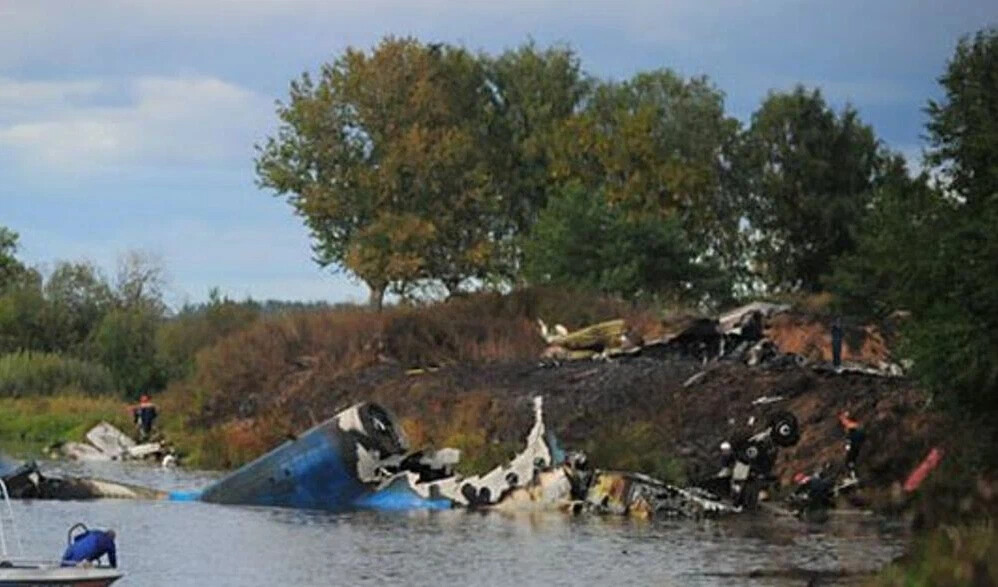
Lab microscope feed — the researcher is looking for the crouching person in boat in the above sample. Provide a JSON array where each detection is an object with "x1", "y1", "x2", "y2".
[{"x1": 61, "y1": 528, "x2": 117, "y2": 568}]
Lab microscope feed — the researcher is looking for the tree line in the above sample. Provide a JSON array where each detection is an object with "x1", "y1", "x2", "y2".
[
  {"x1": 258, "y1": 37, "x2": 899, "y2": 308},
  {"x1": 259, "y1": 29, "x2": 998, "y2": 415},
  {"x1": 0, "y1": 241, "x2": 311, "y2": 399}
]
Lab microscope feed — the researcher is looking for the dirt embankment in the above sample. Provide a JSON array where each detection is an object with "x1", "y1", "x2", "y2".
[{"x1": 165, "y1": 292, "x2": 941, "y2": 495}]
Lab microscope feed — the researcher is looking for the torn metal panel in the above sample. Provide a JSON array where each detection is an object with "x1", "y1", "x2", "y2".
[
  {"x1": 85, "y1": 422, "x2": 135, "y2": 458},
  {"x1": 718, "y1": 302, "x2": 790, "y2": 335},
  {"x1": 584, "y1": 471, "x2": 736, "y2": 519}
]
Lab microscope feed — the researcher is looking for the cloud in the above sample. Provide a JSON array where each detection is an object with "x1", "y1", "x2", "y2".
[{"x1": 0, "y1": 75, "x2": 269, "y2": 173}]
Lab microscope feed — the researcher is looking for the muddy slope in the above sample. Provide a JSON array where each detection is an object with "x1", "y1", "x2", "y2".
[{"x1": 222, "y1": 352, "x2": 939, "y2": 490}]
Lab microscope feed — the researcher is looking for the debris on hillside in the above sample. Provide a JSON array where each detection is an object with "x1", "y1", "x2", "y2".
[{"x1": 538, "y1": 302, "x2": 905, "y2": 378}]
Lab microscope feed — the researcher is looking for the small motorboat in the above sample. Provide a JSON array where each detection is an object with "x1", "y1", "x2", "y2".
[{"x1": 0, "y1": 481, "x2": 123, "y2": 586}]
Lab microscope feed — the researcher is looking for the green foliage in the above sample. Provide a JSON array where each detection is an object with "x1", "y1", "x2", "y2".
[
  {"x1": 926, "y1": 28, "x2": 998, "y2": 209},
  {"x1": 0, "y1": 395, "x2": 134, "y2": 454},
  {"x1": 523, "y1": 184, "x2": 725, "y2": 302},
  {"x1": 742, "y1": 86, "x2": 885, "y2": 292},
  {"x1": 156, "y1": 289, "x2": 260, "y2": 381},
  {"x1": 874, "y1": 524, "x2": 998, "y2": 586},
  {"x1": 829, "y1": 28, "x2": 998, "y2": 416},
  {"x1": 487, "y1": 41, "x2": 590, "y2": 233},
  {"x1": 256, "y1": 37, "x2": 516, "y2": 306},
  {"x1": 0, "y1": 351, "x2": 114, "y2": 397},
  {"x1": 551, "y1": 71, "x2": 746, "y2": 282},
  {"x1": 0, "y1": 226, "x2": 35, "y2": 293},
  {"x1": 92, "y1": 308, "x2": 164, "y2": 399}
]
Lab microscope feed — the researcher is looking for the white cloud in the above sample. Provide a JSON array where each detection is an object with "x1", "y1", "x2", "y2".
[{"x1": 0, "y1": 75, "x2": 269, "y2": 172}]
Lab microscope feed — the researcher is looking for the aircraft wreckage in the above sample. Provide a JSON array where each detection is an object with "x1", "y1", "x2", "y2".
[
  {"x1": 191, "y1": 397, "x2": 799, "y2": 517},
  {"x1": 2, "y1": 397, "x2": 801, "y2": 518}
]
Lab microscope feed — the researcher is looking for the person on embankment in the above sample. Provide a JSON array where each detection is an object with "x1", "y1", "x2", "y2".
[
  {"x1": 131, "y1": 395, "x2": 158, "y2": 442},
  {"x1": 838, "y1": 411, "x2": 865, "y2": 479}
]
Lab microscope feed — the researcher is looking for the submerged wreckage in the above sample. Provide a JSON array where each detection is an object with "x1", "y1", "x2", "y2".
[
  {"x1": 1, "y1": 400, "x2": 801, "y2": 518},
  {"x1": 190, "y1": 397, "x2": 799, "y2": 518}
]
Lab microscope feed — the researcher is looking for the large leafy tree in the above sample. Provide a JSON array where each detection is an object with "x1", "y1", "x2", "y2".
[
  {"x1": 257, "y1": 37, "x2": 511, "y2": 308},
  {"x1": 522, "y1": 184, "x2": 724, "y2": 302},
  {"x1": 550, "y1": 71, "x2": 745, "y2": 286},
  {"x1": 487, "y1": 42, "x2": 589, "y2": 236},
  {"x1": 742, "y1": 86, "x2": 884, "y2": 292}
]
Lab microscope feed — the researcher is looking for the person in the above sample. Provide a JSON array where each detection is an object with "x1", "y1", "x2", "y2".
[
  {"x1": 718, "y1": 441, "x2": 735, "y2": 476},
  {"x1": 791, "y1": 471, "x2": 834, "y2": 513},
  {"x1": 831, "y1": 316, "x2": 844, "y2": 369},
  {"x1": 132, "y1": 395, "x2": 158, "y2": 442},
  {"x1": 61, "y1": 528, "x2": 116, "y2": 568},
  {"x1": 838, "y1": 411, "x2": 865, "y2": 478}
]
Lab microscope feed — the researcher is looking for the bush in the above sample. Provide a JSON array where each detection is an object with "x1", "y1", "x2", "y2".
[{"x1": 0, "y1": 351, "x2": 114, "y2": 397}]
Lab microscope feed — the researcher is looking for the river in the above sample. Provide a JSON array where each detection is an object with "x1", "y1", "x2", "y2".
[{"x1": 5, "y1": 461, "x2": 905, "y2": 586}]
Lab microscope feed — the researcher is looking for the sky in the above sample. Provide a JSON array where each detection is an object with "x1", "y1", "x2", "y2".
[{"x1": 1, "y1": 0, "x2": 995, "y2": 308}]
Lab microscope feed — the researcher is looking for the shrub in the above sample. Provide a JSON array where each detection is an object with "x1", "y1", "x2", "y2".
[{"x1": 0, "y1": 351, "x2": 114, "y2": 397}]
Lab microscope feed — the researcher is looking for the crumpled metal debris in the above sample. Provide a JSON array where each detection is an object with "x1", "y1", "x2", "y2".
[{"x1": 54, "y1": 421, "x2": 166, "y2": 463}]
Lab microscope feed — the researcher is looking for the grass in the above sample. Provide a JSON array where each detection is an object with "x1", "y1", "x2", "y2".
[
  {"x1": 0, "y1": 351, "x2": 114, "y2": 397},
  {"x1": 873, "y1": 523, "x2": 998, "y2": 586},
  {"x1": 0, "y1": 395, "x2": 134, "y2": 457}
]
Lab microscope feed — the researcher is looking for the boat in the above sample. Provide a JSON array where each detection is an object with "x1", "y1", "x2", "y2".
[{"x1": 0, "y1": 480, "x2": 123, "y2": 586}]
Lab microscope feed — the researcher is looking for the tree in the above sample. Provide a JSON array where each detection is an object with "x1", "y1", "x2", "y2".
[
  {"x1": 0, "y1": 227, "x2": 31, "y2": 293},
  {"x1": 114, "y1": 250, "x2": 167, "y2": 313},
  {"x1": 522, "y1": 184, "x2": 724, "y2": 302},
  {"x1": 43, "y1": 261, "x2": 115, "y2": 353},
  {"x1": 487, "y1": 42, "x2": 590, "y2": 236},
  {"x1": 830, "y1": 28, "x2": 998, "y2": 415},
  {"x1": 256, "y1": 37, "x2": 512, "y2": 308},
  {"x1": 92, "y1": 308, "x2": 164, "y2": 398},
  {"x1": 550, "y1": 71, "x2": 745, "y2": 286},
  {"x1": 901, "y1": 28, "x2": 998, "y2": 413},
  {"x1": 741, "y1": 86, "x2": 884, "y2": 292},
  {"x1": 826, "y1": 157, "x2": 943, "y2": 316}
]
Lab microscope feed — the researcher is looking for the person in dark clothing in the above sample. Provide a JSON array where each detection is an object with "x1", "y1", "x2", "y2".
[
  {"x1": 62, "y1": 529, "x2": 116, "y2": 568},
  {"x1": 132, "y1": 395, "x2": 158, "y2": 441},
  {"x1": 791, "y1": 472, "x2": 834, "y2": 520},
  {"x1": 839, "y1": 411, "x2": 865, "y2": 478},
  {"x1": 831, "y1": 317, "x2": 844, "y2": 368}
]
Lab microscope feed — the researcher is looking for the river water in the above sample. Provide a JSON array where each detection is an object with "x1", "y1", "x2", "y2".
[{"x1": 6, "y1": 461, "x2": 905, "y2": 586}]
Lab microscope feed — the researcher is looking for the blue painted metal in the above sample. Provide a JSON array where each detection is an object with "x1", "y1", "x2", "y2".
[
  {"x1": 197, "y1": 420, "x2": 369, "y2": 511},
  {"x1": 353, "y1": 477, "x2": 452, "y2": 511}
]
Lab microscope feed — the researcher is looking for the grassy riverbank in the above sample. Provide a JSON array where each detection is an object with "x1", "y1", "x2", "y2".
[{"x1": 0, "y1": 395, "x2": 141, "y2": 458}]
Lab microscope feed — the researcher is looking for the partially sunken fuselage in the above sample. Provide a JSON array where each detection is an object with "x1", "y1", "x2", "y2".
[{"x1": 196, "y1": 403, "x2": 422, "y2": 510}]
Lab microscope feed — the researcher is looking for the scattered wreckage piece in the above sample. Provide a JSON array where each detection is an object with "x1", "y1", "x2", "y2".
[
  {"x1": 54, "y1": 422, "x2": 167, "y2": 463},
  {"x1": 539, "y1": 319, "x2": 642, "y2": 362},
  {"x1": 0, "y1": 460, "x2": 167, "y2": 501},
  {"x1": 694, "y1": 411, "x2": 802, "y2": 508}
]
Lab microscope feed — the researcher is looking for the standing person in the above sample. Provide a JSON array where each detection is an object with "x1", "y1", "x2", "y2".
[
  {"x1": 61, "y1": 528, "x2": 116, "y2": 568},
  {"x1": 132, "y1": 395, "x2": 158, "y2": 442},
  {"x1": 838, "y1": 411, "x2": 865, "y2": 479},
  {"x1": 831, "y1": 316, "x2": 844, "y2": 369}
]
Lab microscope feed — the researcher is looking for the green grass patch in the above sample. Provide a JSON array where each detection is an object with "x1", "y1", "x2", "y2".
[{"x1": 0, "y1": 395, "x2": 134, "y2": 457}]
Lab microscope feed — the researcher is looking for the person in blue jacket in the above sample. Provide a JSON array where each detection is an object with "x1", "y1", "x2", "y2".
[{"x1": 61, "y1": 528, "x2": 116, "y2": 568}]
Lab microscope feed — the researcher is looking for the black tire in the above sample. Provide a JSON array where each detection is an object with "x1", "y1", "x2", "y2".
[
  {"x1": 735, "y1": 439, "x2": 762, "y2": 464},
  {"x1": 769, "y1": 411, "x2": 801, "y2": 447}
]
